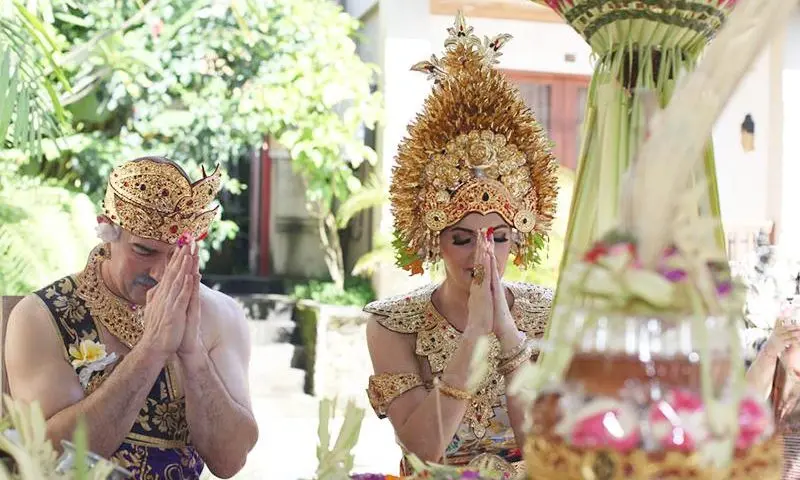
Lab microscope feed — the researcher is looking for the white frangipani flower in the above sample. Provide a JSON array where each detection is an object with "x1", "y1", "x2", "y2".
[{"x1": 95, "y1": 222, "x2": 121, "y2": 243}]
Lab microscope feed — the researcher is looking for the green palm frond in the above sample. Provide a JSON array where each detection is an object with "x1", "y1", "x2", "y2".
[
  {"x1": 336, "y1": 174, "x2": 388, "y2": 229},
  {"x1": 314, "y1": 398, "x2": 365, "y2": 480},
  {"x1": 0, "y1": 1, "x2": 70, "y2": 157},
  {"x1": 0, "y1": 177, "x2": 97, "y2": 296},
  {"x1": 352, "y1": 232, "x2": 393, "y2": 276}
]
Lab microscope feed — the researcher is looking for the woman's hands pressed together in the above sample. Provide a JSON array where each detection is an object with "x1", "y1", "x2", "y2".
[
  {"x1": 486, "y1": 230, "x2": 526, "y2": 355},
  {"x1": 464, "y1": 230, "x2": 494, "y2": 338}
]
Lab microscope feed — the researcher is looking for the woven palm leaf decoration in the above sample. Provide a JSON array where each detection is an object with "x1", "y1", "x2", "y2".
[{"x1": 529, "y1": 0, "x2": 737, "y2": 342}]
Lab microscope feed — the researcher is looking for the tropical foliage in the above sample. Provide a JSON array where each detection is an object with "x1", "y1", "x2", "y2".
[{"x1": 0, "y1": 0, "x2": 380, "y2": 294}]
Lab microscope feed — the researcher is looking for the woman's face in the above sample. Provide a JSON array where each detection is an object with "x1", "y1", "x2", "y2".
[{"x1": 438, "y1": 212, "x2": 512, "y2": 291}]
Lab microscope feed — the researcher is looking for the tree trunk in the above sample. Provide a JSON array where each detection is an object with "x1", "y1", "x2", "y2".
[{"x1": 317, "y1": 210, "x2": 345, "y2": 291}]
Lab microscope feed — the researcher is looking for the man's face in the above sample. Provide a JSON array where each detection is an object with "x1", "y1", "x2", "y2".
[{"x1": 106, "y1": 229, "x2": 176, "y2": 305}]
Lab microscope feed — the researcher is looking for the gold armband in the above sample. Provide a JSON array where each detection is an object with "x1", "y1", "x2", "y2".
[
  {"x1": 432, "y1": 376, "x2": 471, "y2": 401},
  {"x1": 367, "y1": 372, "x2": 424, "y2": 418}
]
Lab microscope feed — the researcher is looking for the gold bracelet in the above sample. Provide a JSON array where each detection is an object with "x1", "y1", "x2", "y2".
[
  {"x1": 432, "y1": 376, "x2": 471, "y2": 401},
  {"x1": 499, "y1": 333, "x2": 528, "y2": 361},
  {"x1": 497, "y1": 341, "x2": 534, "y2": 376}
]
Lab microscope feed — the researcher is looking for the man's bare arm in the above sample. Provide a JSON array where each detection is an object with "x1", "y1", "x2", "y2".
[
  {"x1": 5, "y1": 296, "x2": 167, "y2": 458},
  {"x1": 180, "y1": 293, "x2": 258, "y2": 478},
  {"x1": 7, "y1": 247, "x2": 193, "y2": 458}
]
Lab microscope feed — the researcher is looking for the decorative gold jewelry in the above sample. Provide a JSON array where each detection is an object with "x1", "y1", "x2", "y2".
[
  {"x1": 102, "y1": 157, "x2": 221, "y2": 245},
  {"x1": 497, "y1": 340, "x2": 534, "y2": 376},
  {"x1": 433, "y1": 376, "x2": 471, "y2": 401},
  {"x1": 364, "y1": 281, "x2": 552, "y2": 438},
  {"x1": 367, "y1": 372, "x2": 425, "y2": 418},
  {"x1": 76, "y1": 244, "x2": 144, "y2": 349},
  {"x1": 390, "y1": 12, "x2": 559, "y2": 274},
  {"x1": 471, "y1": 264, "x2": 486, "y2": 286}
]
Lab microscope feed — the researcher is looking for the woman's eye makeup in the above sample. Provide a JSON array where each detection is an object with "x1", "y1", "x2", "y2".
[
  {"x1": 452, "y1": 235, "x2": 508, "y2": 245},
  {"x1": 452, "y1": 236, "x2": 471, "y2": 246}
]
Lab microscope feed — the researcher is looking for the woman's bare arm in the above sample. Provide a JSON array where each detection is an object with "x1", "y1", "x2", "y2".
[{"x1": 367, "y1": 317, "x2": 481, "y2": 462}]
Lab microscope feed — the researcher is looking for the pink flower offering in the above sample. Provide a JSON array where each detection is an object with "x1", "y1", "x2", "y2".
[
  {"x1": 658, "y1": 246, "x2": 687, "y2": 283},
  {"x1": 648, "y1": 389, "x2": 706, "y2": 452},
  {"x1": 736, "y1": 396, "x2": 770, "y2": 450},
  {"x1": 568, "y1": 400, "x2": 641, "y2": 452}
]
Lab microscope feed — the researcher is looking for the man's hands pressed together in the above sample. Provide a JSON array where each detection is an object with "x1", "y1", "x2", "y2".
[
  {"x1": 178, "y1": 239, "x2": 206, "y2": 360},
  {"x1": 141, "y1": 241, "x2": 194, "y2": 360}
]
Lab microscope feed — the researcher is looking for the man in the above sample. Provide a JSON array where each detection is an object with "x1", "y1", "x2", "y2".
[{"x1": 5, "y1": 156, "x2": 258, "y2": 479}]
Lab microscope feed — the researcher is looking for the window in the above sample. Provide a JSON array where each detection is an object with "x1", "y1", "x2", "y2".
[{"x1": 504, "y1": 71, "x2": 591, "y2": 170}]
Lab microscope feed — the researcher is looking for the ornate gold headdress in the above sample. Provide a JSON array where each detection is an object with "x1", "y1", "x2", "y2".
[
  {"x1": 391, "y1": 12, "x2": 559, "y2": 274},
  {"x1": 102, "y1": 157, "x2": 222, "y2": 244}
]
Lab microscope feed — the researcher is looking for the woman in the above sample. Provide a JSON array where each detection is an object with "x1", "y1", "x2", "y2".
[
  {"x1": 363, "y1": 13, "x2": 559, "y2": 478},
  {"x1": 747, "y1": 316, "x2": 800, "y2": 478}
]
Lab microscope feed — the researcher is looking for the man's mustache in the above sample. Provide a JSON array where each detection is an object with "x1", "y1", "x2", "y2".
[{"x1": 133, "y1": 275, "x2": 158, "y2": 288}]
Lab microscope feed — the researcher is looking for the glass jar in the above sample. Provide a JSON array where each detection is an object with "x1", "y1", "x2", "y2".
[
  {"x1": 524, "y1": 310, "x2": 781, "y2": 480},
  {"x1": 55, "y1": 440, "x2": 133, "y2": 480}
]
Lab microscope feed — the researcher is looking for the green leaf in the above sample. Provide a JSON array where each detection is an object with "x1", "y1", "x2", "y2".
[
  {"x1": 335, "y1": 175, "x2": 387, "y2": 228},
  {"x1": 73, "y1": 415, "x2": 89, "y2": 480},
  {"x1": 13, "y1": 90, "x2": 29, "y2": 147},
  {"x1": 12, "y1": 0, "x2": 71, "y2": 91},
  {"x1": 0, "y1": 50, "x2": 16, "y2": 143}
]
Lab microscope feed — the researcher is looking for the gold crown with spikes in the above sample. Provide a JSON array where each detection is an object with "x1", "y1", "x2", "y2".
[
  {"x1": 390, "y1": 12, "x2": 559, "y2": 274},
  {"x1": 102, "y1": 157, "x2": 222, "y2": 244}
]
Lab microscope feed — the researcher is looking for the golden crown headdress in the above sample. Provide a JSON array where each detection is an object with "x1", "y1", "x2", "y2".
[
  {"x1": 102, "y1": 157, "x2": 222, "y2": 244},
  {"x1": 391, "y1": 12, "x2": 559, "y2": 274}
]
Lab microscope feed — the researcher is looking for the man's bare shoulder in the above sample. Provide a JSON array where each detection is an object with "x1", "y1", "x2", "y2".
[
  {"x1": 5, "y1": 293, "x2": 84, "y2": 411},
  {"x1": 198, "y1": 285, "x2": 249, "y2": 348},
  {"x1": 7, "y1": 294, "x2": 57, "y2": 339}
]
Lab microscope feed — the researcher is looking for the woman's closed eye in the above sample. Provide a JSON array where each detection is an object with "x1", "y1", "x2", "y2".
[{"x1": 452, "y1": 235, "x2": 508, "y2": 246}]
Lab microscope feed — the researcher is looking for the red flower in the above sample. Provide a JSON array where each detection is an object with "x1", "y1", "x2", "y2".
[{"x1": 583, "y1": 243, "x2": 608, "y2": 263}]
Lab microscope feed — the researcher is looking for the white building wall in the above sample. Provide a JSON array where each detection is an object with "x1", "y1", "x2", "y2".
[
  {"x1": 371, "y1": 0, "x2": 434, "y2": 297},
  {"x1": 712, "y1": 46, "x2": 773, "y2": 227},
  {"x1": 781, "y1": 10, "x2": 800, "y2": 259},
  {"x1": 344, "y1": 0, "x2": 377, "y2": 20},
  {"x1": 429, "y1": 15, "x2": 594, "y2": 75}
]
